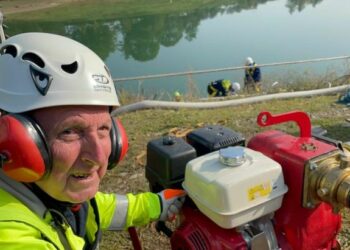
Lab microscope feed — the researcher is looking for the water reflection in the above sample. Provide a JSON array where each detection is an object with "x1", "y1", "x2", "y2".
[
  {"x1": 6, "y1": 0, "x2": 324, "y2": 62},
  {"x1": 66, "y1": 23, "x2": 119, "y2": 61},
  {"x1": 286, "y1": 0, "x2": 323, "y2": 13}
]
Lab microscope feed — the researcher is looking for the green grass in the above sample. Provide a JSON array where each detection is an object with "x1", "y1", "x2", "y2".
[
  {"x1": 5, "y1": 0, "x2": 233, "y2": 22},
  {"x1": 118, "y1": 94, "x2": 350, "y2": 147}
]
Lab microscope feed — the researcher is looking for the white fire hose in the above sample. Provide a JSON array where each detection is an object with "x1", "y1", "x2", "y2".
[{"x1": 112, "y1": 84, "x2": 350, "y2": 116}]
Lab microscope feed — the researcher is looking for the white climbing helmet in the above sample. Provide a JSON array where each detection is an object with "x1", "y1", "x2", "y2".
[
  {"x1": 245, "y1": 57, "x2": 254, "y2": 66},
  {"x1": 232, "y1": 82, "x2": 241, "y2": 92},
  {"x1": 0, "y1": 32, "x2": 119, "y2": 113}
]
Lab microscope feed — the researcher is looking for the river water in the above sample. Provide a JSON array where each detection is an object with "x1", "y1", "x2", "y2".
[{"x1": 5, "y1": 0, "x2": 350, "y2": 98}]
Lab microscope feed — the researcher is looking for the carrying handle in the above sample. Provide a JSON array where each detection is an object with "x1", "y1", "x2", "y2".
[{"x1": 257, "y1": 111, "x2": 311, "y2": 138}]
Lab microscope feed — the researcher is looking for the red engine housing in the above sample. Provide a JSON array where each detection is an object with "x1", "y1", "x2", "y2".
[
  {"x1": 171, "y1": 205, "x2": 247, "y2": 250},
  {"x1": 247, "y1": 111, "x2": 341, "y2": 250}
]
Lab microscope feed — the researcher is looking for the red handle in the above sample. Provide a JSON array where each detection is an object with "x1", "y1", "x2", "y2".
[
  {"x1": 257, "y1": 110, "x2": 311, "y2": 138},
  {"x1": 128, "y1": 227, "x2": 142, "y2": 250}
]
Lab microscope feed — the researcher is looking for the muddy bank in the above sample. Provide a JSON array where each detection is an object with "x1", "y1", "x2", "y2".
[{"x1": 0, "y1": 0, "x2": 78, "y2": 14}]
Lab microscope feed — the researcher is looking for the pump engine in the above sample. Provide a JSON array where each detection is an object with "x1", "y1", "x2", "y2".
[{"x1": 146, "y1": 111, "x2": 350, "y2": 250}]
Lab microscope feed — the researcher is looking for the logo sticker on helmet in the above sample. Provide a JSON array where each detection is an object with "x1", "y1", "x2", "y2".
[
  {"x1": 92, "y1": 74, "x2": 109, "y2": 84},
  {"x1": 93, "y1": 85, "x2": 111, "y2": 93},
  {"x1": 29, "y1": 65, "x2": 52, "y2": 96}
]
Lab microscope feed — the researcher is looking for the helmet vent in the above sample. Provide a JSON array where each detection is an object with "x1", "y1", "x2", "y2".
[
  {"x1": 61, "y1": 61, "x2": 78, "y2": 74},
  {"x1": 22, "y1": 53, "x2": 45, "y2": 68},
  {"x1": 0, "y1": 45, "x2": 18, "y2": 57}
]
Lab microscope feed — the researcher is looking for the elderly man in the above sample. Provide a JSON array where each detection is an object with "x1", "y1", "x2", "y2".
[{"x1": 0, "y1": 32, "x2": 185, "y2": 249}]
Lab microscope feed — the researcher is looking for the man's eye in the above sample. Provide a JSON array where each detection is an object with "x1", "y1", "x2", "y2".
[
  {"x1": 59, "y1": 129, "x2": 81, "y2": 140},
  {"x1": 98, "y1": 125, "x2": 111, "y2": 137}
]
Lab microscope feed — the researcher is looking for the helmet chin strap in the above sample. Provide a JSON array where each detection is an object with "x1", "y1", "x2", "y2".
[{"x1": 0, "y1": 153, "x2": 9, "y2": 168}]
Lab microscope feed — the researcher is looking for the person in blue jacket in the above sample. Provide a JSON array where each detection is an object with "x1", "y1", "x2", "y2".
[
  {"x1": 0, "y1": 32, "x2": 185, "y2": 250},
  {"x1": 244, "y1": 57, "x2": 262, "y2": 92},
  {"x1": 207, "y1": 79, "x2": 240, "y2": 97}
]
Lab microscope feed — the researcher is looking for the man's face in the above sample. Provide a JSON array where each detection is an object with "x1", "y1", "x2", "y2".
[{"x1": 32, "y1": 106, "x2": 112, "y2": 203}]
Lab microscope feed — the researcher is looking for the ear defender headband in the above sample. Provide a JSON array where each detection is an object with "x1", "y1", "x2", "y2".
[{"x1": 0, "y1": 114, "x2": 128, "y2": 182}]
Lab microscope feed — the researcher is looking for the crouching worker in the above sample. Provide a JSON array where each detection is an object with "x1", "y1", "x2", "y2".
[
  {"x1": 0, "y1": 33, "x2": 186, "y2": 250},
  {"x1": 207, "y1": 79, "x2": 240, "y2": 97}
]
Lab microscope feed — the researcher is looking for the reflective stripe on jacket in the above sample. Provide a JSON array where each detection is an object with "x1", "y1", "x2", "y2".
[{"x1": 0, "y1": 171, "x2": 161, "y2": 250}]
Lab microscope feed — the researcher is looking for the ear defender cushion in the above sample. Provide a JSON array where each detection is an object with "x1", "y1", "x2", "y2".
[
  {"x1": 0, "y1": 114, "x2": 51, "y2": 182},
  {"x1": 108, "y1": 117, "x2": 128, "y2": 170}
]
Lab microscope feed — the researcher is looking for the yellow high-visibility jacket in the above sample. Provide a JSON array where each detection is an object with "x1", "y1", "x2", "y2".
[{"x1": 0, "y1": 170, "x2": 161, "y2": 250}]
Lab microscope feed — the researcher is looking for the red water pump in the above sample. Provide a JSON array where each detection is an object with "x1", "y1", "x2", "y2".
[{"x1": 146, "y1": 111, "x2": 350, "y2": 250}]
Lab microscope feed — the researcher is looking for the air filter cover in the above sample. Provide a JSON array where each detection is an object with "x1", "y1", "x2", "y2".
[{"x1": 183, "y1": 146, "x2": 288, "y2": 229}]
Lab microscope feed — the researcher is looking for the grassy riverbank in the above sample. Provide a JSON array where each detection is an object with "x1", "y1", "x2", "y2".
[{"x1": 2, "y1": 0, "x2": 228, "y2": 21}]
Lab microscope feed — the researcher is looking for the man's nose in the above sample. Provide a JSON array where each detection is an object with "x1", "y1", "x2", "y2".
[{"x1": 81, "y1": 134, "x2": 109, "y2": 167}]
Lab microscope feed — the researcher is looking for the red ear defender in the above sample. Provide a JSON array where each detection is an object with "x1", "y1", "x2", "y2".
[
  {"x1": 0, "y1": 115, "x2": 51, "y2": 182},
  {"x1": 108, "y1": 117, "x2": 129, "y2": 170}
]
